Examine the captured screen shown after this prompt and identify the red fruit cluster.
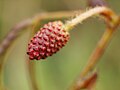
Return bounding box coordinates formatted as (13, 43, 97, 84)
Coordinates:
(27, 21, 70, 60)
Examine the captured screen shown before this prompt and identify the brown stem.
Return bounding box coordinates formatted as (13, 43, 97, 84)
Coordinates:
(0, 11, 75, 90)
(27, 24, 40, 90)
(27, 60, 39, 90)
(0, 11, 75, 56)
(65, 6, 116, 31)
(80, 28, 114, 78)
(27, 11, 75, 90)
(69, 12, 120, 90)
(0, 18, 33, 90)
(77, 70, 98, 90)
(80, 15, 120, 80)
(0, 19, 33, 55)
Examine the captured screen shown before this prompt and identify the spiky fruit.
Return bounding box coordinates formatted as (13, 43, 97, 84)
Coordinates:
(27, 21, 70, 60)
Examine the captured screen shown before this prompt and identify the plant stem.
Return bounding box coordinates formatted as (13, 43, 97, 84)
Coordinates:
(27, 11, 75, 90)
(0, 19, 33, 55)
(65, 6, 116, 31)
(69, 7, 120, 90)
(70, 21, 120, 90)
(27, 24, 39, 90)
(0, 11, 75, 90)
(78, 15, 120, 85)
(0, 11, 75, 56)
(80, 28, 114, 78)
(76, 70, 98, 89)
(27, 60, 39, 90)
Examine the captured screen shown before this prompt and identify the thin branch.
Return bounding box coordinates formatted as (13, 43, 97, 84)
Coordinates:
(65, 6, 116, 31)
(0, 11, 75, 90)
(80, 23, 120, 78)
(27, 23, 40, 90)
(0, 19, 33, 90)
(0, 11, 74, 90)
(1, 7, 119, 90)
(26, 11, 75, 90)
(0, 19, 33, 56)
(69, 9, 120, 90)
(0, 11, 75, 56)
(27, 60, 39, 90)
(77, 70, 98, 90)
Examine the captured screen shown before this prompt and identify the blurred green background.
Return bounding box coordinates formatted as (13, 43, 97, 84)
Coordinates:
(0, 0, 120, 90)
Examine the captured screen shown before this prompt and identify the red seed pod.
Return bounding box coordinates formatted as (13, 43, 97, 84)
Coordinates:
(27, 21, 70, 60)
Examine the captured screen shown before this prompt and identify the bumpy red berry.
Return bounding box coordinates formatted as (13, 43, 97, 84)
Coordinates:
(27, 21, 70, 60)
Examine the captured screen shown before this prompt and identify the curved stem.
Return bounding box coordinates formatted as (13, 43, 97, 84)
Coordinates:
(0, 11, 75, 90)
(79, 28, 116, 78)
(69, 7, 120, 90)
(0, 19, 33, 90)
(77, 70, 98, 89)
(27, 60, 39, 90)
(79, 15, 120, 80)
(70, 19, 120, 90)
(27, 23, 39, 90)
(0, 19, 33, 55)
(27, 11, 76, 90)
(65, 6, 116, 31)
(0, 11, 75, 56)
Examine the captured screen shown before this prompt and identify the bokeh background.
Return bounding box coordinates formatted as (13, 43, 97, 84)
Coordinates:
(0, 0, 120, 90)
